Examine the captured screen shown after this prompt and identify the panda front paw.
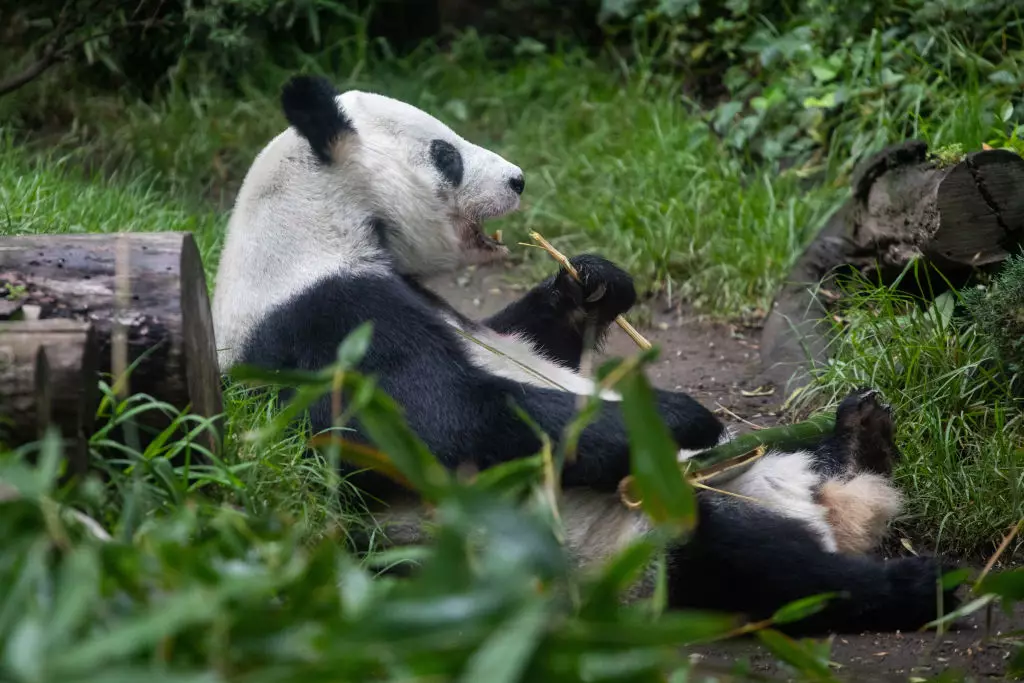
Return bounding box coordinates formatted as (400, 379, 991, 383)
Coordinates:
(555, 254, 637, 323)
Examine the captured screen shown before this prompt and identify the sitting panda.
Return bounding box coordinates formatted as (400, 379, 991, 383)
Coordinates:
(212, 74, 961, 635)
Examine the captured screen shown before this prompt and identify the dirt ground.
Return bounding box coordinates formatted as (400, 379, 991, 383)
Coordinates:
(425, 262, 1023, 682)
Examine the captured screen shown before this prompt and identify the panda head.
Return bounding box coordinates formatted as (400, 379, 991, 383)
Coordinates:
(279, 74, 524, 275)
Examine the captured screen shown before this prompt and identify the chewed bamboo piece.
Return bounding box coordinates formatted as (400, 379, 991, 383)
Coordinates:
(527, 231, 652, 350)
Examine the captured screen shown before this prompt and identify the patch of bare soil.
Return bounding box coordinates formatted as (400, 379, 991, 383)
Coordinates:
(425, 263, 1023, 682)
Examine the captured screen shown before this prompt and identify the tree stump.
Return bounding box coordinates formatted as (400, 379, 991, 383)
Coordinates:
(760, 141, 1024, 390)
(0, 232, 223, 457)
(0, 319, 100, 475)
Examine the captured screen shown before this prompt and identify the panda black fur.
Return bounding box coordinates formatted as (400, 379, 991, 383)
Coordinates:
(212, 74, 961, 635)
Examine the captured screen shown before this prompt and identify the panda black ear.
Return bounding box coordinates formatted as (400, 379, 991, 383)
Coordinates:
(280, 75, 355, 164)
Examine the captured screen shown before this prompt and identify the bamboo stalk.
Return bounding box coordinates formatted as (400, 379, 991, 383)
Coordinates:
(528, 231, 652, 350)
(618, 413, 837, 509)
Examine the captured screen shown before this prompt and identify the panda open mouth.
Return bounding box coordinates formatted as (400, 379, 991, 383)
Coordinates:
(457, 201, 517, 260)
(462, 217, 510, 256)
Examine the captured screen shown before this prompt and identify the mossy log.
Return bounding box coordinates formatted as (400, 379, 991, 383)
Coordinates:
(761, 141, 1024, 389)
(0, 232, 223, 457)
(0, 319, 100, 474)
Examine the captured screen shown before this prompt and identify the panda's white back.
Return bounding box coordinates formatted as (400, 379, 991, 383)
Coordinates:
(213, 125, 386, 368)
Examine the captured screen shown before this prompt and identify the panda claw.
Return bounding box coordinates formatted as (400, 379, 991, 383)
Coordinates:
(585, 283, 607, 303)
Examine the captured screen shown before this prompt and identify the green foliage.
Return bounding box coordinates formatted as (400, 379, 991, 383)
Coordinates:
(962, 253, 1024, 391)
(4, 3, 1024, 674)
(1, 325, 881, 682)
(599, 0, 1024, 171)
(1, 0, 361, 97)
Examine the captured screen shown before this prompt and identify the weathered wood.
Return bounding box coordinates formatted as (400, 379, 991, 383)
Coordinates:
(0, 232, 223, 455)
(761, 141, 1024, 389)
(0, 319, 99, 474)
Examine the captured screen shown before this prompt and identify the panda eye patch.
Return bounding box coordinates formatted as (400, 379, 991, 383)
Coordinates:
(429, 139, 464, 187)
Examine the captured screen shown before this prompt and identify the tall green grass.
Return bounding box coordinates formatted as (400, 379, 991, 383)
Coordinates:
(787, 266, 1024, 559)
(4, 37, 852, 316)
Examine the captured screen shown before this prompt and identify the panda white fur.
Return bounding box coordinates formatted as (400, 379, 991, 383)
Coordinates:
(212, 74, 961, 635)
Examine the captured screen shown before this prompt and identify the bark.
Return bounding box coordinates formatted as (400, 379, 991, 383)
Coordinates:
(760, 141, 1024, 389)
(0, 232, 223, 457)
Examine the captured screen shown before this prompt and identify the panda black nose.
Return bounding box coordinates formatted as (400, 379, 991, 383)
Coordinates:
(509, 174, 525, 195)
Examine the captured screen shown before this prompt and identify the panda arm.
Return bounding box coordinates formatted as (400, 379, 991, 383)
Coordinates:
(242, 271, 723, 492)
(482, 254, 638, 371)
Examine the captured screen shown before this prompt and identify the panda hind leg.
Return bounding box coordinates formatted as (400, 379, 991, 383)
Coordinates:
(666, 494, 959, 636)
(811, 388, 906, 554)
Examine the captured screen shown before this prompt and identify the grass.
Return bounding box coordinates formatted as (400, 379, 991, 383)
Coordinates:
(787, 268, 1024, 559)
(0, 135, 225, 284)
(4, 40, 852, 318)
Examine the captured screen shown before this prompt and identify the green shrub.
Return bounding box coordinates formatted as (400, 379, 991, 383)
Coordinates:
(0, 327, 882, 682)
(598, 0, 1024, 171)
(1, 0, 361, 100)
(962, 253, 1024, 391)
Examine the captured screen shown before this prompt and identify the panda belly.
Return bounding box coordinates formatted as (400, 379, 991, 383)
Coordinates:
(679, 447, 839, 553)
(557, 453, 840, 575)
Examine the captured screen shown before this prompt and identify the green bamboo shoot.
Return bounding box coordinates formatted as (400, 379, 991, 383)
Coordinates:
(619, 413, 837, 509)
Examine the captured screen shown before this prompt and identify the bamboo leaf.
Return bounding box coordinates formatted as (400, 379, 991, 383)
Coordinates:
(307, 435, 417, 491)
(228, 364, 331, 387)
(579, 539, 658, 620)
(459, 599, 549, 683)
(336, 321, 374, 368)
(771, 592, 836, 625)
(353, 388, 452, 500)
(756, 629, 837, 681)
(976, 568, 1024, 601)
(616, 365, 697, 535)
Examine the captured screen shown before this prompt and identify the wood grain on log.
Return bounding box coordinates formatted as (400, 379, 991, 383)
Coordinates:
(761, 142, 1024, 390)
(0, 232, 223, 456)
(0, 319, 99, 474)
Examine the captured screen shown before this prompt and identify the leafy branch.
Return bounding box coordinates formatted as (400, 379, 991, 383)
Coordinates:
(0, 0, 174, 98)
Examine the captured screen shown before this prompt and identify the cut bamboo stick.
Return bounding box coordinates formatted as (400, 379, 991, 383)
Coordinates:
(528, 231, 652, 350)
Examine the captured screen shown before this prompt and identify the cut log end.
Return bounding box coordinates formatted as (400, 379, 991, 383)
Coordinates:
(931, 149, 1024, 269)
(0, 232, 223, 460)
(0, 319, 100, 475)
(179, 235, 225, 431)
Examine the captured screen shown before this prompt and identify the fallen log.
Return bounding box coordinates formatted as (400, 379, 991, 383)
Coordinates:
(0, 232, 223, 456)
(760, 141, 1024, 390)
(0, 319, 99, 475)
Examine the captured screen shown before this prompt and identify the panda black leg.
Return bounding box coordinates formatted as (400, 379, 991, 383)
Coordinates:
(483, 254, 637, 370)
(810, 387, 900, 478)
(667, 495, 960, 635)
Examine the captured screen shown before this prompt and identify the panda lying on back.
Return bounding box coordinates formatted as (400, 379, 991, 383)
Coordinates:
(213, 74, 961, 635)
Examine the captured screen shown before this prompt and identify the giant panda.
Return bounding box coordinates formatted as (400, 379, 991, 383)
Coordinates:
(212, 74, 962, 635)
